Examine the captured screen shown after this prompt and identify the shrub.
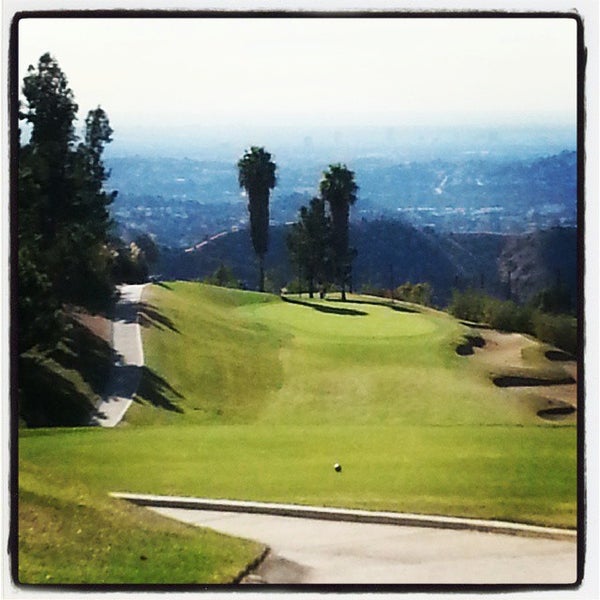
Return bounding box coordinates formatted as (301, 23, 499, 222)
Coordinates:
(204, 264, 241, 289)
(448, 288, 486, 322)
(483, 298, 533, 333)
(532, 311, 577, 355)
(395, 282, 433, 307)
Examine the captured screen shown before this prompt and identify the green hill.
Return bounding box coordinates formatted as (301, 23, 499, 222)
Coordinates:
(18, 282, 577, 584)
(129, 282, 573, 427)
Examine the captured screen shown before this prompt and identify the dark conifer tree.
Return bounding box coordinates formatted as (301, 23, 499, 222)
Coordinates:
(18, 53, 116, 350)
(287, 197, 331, 298)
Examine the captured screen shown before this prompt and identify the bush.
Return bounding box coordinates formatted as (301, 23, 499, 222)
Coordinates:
(395, 282, 433, 307)
(448, 289, 577, 355)
(448, 288, 486, 322)
(204, 264, 241, 289)
(532, 311, 577, 355)
(483, 298, 533, 333)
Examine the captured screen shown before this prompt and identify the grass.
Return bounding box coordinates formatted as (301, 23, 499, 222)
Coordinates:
(18, 452, 263, 585)
(18, 282, 578, 584)
(20, 423, 576, 529)
(129, 283, 570, 427)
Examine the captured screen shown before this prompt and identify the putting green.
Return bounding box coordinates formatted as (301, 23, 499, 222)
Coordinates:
(239, 299, 438, 339)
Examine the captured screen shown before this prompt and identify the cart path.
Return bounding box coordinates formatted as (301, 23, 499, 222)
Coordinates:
(93, 284, 147, 427)
(150, 506, 577, 585)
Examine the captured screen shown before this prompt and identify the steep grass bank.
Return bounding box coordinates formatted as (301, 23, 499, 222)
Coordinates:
(18, 450, 263, 585)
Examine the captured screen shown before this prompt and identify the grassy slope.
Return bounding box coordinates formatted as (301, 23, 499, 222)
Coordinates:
(130, 283, 572, 426)
(18, 282, 577, 583)
(18, 455, 262, 584)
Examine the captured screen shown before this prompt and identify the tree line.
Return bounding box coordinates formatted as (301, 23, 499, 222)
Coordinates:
(18, 53, 117, 352)
(237, 147, 359, 300)
(18, 53, 160, 355)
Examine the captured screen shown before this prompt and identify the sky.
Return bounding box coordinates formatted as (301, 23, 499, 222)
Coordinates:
(16, 16, 578, 139)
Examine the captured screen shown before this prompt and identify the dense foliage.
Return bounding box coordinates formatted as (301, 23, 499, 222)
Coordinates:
(18, 53, 116, 350)
(448, 288, 577, 355)
(286, 197, 332, 298)
(17, 54, 119, 425)
(204, 263, 242, 289)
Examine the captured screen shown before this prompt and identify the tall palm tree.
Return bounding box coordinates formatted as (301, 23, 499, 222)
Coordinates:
(319, 163, 358, 301)
(237, 146, 277, 292)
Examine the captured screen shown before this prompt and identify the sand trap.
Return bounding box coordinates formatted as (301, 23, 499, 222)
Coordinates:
(460, 328, 578, 414)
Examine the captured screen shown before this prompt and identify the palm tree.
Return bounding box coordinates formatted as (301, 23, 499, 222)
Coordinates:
(319, 164, 358, 301)
(237, 146, 277, 292)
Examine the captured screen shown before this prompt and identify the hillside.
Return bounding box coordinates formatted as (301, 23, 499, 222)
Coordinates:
(156, 223, 577, 307)
(107, 149, 577, 245)
(128, 282, 576, 428)
(18, 283, 577, 583)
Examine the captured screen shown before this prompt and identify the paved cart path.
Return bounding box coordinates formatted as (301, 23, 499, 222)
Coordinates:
(93, 284, 146, 427)
(150, 506, 577, 585)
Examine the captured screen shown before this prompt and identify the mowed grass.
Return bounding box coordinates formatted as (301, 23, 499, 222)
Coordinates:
(129, 282, 568, 426)
(18, 454, 263, 584)
(20, 423, 576, 529)
(18, 282, 578, 584)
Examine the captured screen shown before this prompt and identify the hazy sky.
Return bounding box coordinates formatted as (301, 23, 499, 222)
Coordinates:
(17, 16, 577, 135)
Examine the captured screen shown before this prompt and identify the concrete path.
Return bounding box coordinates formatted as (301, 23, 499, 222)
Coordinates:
(112, 494, 577, 585)
(93, 284, 146, 427)
(150, 507, 577, 585)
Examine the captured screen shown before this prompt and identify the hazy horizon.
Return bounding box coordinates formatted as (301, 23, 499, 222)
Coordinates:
(18, 16, 577, 142)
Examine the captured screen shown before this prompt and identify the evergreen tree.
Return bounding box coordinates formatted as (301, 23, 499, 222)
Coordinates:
(18, 53, 116, 351)
(286, 197, 331, 298)
(237, 146, 277, 292)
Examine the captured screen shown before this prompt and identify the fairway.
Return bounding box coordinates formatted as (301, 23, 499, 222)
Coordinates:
(18, 282, 578, 584)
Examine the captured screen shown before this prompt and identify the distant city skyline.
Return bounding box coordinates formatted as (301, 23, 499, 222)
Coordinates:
(17, 15, 578, 142)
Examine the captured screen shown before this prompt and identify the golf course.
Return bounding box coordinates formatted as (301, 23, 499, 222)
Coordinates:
(18, 281, 578, 584)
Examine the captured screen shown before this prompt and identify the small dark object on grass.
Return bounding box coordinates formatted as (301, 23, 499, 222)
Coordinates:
(334, 463, 342, 473)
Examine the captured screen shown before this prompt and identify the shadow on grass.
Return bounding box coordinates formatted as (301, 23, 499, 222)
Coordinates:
(19, 352, 98, 427)
(326, 298, 420, 313)
(460, 320, 493, 330)
(134, 366, 184, 413)
(137, 303, 181, 333)
(153, 281, 173, 290)
(114, 299, 180, 333)
(281, 295, 367, 316)
(19, 317, 115, 427)
(54, 318, 115, 395)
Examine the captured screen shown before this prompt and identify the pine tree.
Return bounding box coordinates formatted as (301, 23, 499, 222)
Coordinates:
(18, 53, 116, 350)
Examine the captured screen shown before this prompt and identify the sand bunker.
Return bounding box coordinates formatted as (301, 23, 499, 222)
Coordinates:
(458, 327, 578, 418)
(493, 374, 576, 388)
(536, 400, 577, 421)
